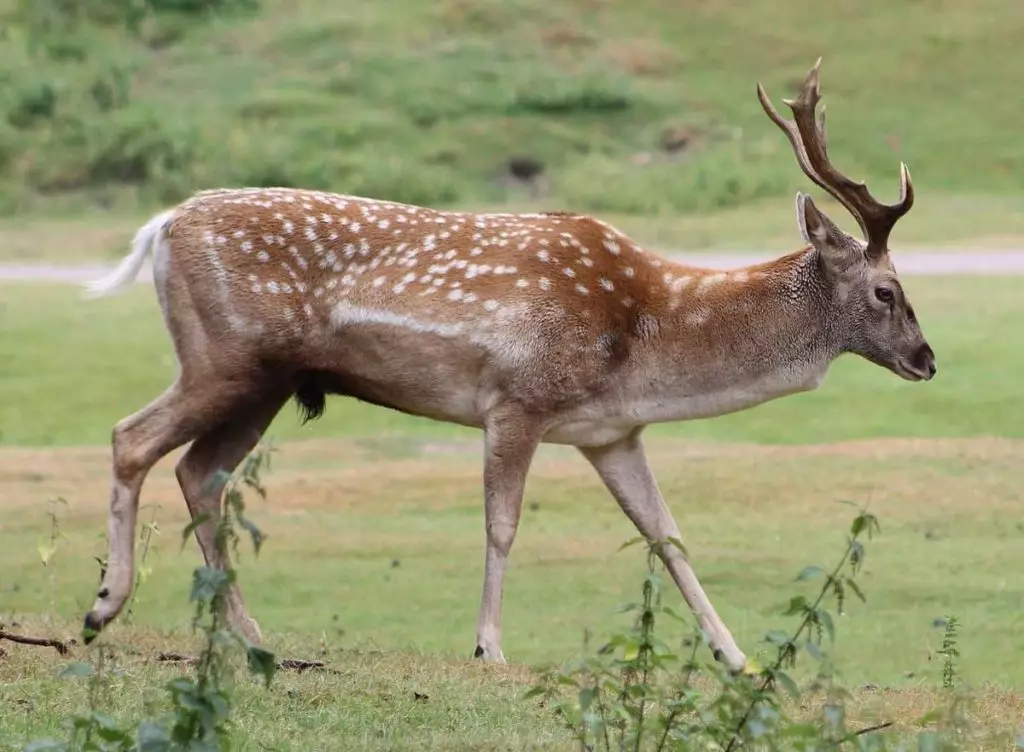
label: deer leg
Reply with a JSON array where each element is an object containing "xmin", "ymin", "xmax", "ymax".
[
  {"xmin": 473, "ymin": 411, "xmax": 542, "ymax": 663},
  {"xmin": 174, "ymin": 390, "xmax": 289, "ymax": 646},
  {"xmin": 578, "ymin": 429, "xmax": 748, "ymax": 673},
  {"xmin": 84, "ymin": 374, "xmax": 262, "ymax": 642}
]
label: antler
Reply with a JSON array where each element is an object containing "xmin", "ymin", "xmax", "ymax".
[{"xmin": 756, "ymin": 57, "xmax": 914, "ymax": 257}]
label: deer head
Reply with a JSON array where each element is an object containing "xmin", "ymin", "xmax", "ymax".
[{"xmin": 758, "ymin": 58, "xmax": 936, "ymax": 382}]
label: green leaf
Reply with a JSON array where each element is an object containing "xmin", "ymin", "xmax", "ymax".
[
  {"xmin": 764, "ymin": 629, "xmax": 792, "ymax": 647},
  {"xmin": 917, "ymin": 730, "xmax": 940, "ymax": 752},
  {"xmin": 520, "ymin": 686, "xmax": 547, "ymax": 700},
  {"xmin": 237, "ymin": 515, "xmax": 267, "ymax": 556},
  {"xmin": 189, "ymin": 566, "xmax": 232, "ymax": 603},
  {"xmin": 784, "ymin": 595, "xmax": 809, "ymax": 616},
  {"xmin": 617, "ymin": 536, "xmax": 646, "ymax": 551},
  {"xmin": 57, "ymin": 661, "xmax": 93, "ymax": 679},
  {"xmin": 846, "ymin": 577, "xmax": 867, "ymax": 603},
  {"xmin": 666, "ymin": 536, "xmax": 688, "ymax": 557},
  {"xmin": 246, "ymin": 645, "xmax": 277, "ymax": 688},
  {"xmin": 37, "ymin": 541, "xmax": 58, "ymax": 567},
  {"xmin": 818, "ymin": 609, "xmax": 836, "ymax": 643},
  {"xmin": 850, "ymin": 540, "xmax": 866, "ymax": 570},
  {"xmin": 22, "ymin": 740, "xmax": 68, "ymax": 752},
  {"xmin": 136, "ymin": 720, "xmax": 171, "ymax": 752},
  {"xmin": 180, "ymin": 513, "xmax": 212, "ymax": 550},
  {"xmin": 795, "ymin": 565, "xmax": 824, "ymax": 581},
  {"xmin": 772, "ymin": 669, "xmax": 801, "ymax": 698},
  {"xmin": 914, "ymin": 709, "xmax": 944, "ymax": 727},
  {"xmin": 804, "ymin": 640, "xmax": 823, "ymax": 661},
  {"xmin": 578, "ymin": 686, "xmax": 597, "ymax": 711}
]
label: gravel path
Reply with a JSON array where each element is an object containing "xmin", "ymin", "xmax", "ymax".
[{"xmin": 2, "ymin": 250, "xmax": 1024, "ymax": 284}]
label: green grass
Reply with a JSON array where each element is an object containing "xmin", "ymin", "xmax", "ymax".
[
  {"xmin": 1, "ymin": 275, "xmax": 1020, "ymax": 448},
  {"xmin": 2, "ymin": 435, "xmax": 1023, "ymax": 749},
  {"xmin": 0, "ymin": 0, "xmax": 1023, "ymax": 233}
]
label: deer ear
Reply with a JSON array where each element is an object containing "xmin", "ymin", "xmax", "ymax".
[
  {"xmin": 795, "ymin": 192, "xmax": 860, "ymax": 271},
  {"xmin": 795, "ymin": 192, "xmax": 831, "ymax": 244}
]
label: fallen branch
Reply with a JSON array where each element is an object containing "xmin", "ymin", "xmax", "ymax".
[
  {"xmin": 156, "ymin": 651, "xmax": 196, "ymax": 666},
  {"xmin": 157, "ymin": 652, "xmax": 332, "ymax": 674},
  {"xmin": 0, "ymin": 630, "xmax": 71, "ymax": 656},
  {"xmin": 854, "ymin": 721, "xmax": 894, "ymax": 737},
  {"xmin": 279, "ymin": 658, "xmax": 326, "ymax": 673}
]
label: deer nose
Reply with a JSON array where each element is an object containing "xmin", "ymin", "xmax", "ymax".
[{"xmin": 916, "ymin": 342, "xmax": 936, "ymax": 379}]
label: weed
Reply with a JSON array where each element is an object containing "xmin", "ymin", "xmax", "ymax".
[
  {"xmin": 124, "ymin": 504, "xmax": 161, "ymax": 625},
  {"xmin": 37, "ymin": 497, "xmax": 68, "ymax": 620},
  {"xmin": 21, "ymin": 444, "xmax": 278, "ymax": 751},
  {"xmin": 525, "ymin": 507, "xmax": 972, "ymax": 750},
  {"xmin": 938, "ymin": 616, "xmax": 961, "ymax": 691}
]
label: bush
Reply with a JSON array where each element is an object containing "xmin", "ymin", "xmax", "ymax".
[
  {"xmin": 556, "ymin": 142, "xmax": 795, "ymax": 216},
  {"xmin": 525, "ymin": 509, "xmax": 978, "ymax": 750}
]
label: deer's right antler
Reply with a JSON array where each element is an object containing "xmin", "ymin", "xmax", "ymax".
[{"xmin": 757, "ymin": 57, "xmax": 915, "ymax": 258}]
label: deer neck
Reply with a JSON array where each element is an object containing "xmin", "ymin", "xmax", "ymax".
[{"xmin": 625, "ymin": 246, "xmax": 841, "ymax": 423}]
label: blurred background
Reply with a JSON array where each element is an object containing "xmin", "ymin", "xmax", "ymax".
[{"xmin": 1, "ymin": 0, "xmax": 1022, "ymax": 253}]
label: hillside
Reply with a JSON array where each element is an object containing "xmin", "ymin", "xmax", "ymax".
[{"xmin": 1, "ymin": 0, "xmax": 1022, "ymax": 223}]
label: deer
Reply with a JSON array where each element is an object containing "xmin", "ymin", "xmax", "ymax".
[{"xmin": 79, "ymin": 58, "xmax": 934, "ymax": 674}]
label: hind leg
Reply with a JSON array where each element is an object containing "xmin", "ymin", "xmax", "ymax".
[
  {"xmin": 174, "ymin": 390, "xmax": 289, "ymax": 645},
  {"xmin": 84, "ymin": 373, "xmax": 265, "ymax": 642}
]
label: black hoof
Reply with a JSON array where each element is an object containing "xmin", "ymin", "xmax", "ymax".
[
  {"xmin": 82, "ymin": 612, "xmax": 105, "ymax": 645},
  {"xmin": 473, "ymin": 645, "xmax": 485, "ymax": 659}
]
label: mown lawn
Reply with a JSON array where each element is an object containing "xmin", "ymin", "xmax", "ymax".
[
  {"xmin": 1, "ymin": 435, "xmax": 1023, "ymax": 749},
  {"xmin": 1, "ymin": 275, "xmax": 1020, "ymax": 448}
]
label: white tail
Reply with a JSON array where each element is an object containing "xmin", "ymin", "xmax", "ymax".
[
  {"xmin": 82, "ymin": 209, "xmax": 175, "ymax": 298},
  {"xmin": 80, "ymin": 60, "xmax": 936, "ymax": 675}
]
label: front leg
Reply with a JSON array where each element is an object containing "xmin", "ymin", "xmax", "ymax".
[
  {"xmin": 578, "ymin": 429, "xmax": 748, "ymax": 673},
  {"xmin": 473, "ymin": 407, "xmax": 542, "ymax": 663}
]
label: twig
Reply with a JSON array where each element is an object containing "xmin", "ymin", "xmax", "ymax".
[
  {"xmin": 853, "ymin": 721, "xmax": 893, "ymax": 736},
  {"xmin": 279, "ymin": 658, "xmax": 326, "ymax": 672},
  {"xmin": 157, "ymin": 651, "xmax": 331, "ymax": 674},
  {"xmin": 0, "ymin": 629, "xmax": 71, "ymax": 656}
]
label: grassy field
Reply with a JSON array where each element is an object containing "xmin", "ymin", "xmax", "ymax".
[
  {"xmin": 1, "ymin": 271, "xmax": 1023, "ymax": 746},
  {"xmin": 1, "ymin": 0, "xmax": 1023, "ymax": 243},
  {"xmin": 2, "ymin": 435, "xmax": 1023, "ymax": 748},
  {"xmin": 2, "ymin": 275, "xmax": 1021, "ymax": 448}
]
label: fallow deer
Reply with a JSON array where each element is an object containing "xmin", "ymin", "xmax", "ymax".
[{"xmin": 80, "ymin": 59, "xmax": 934, "ymax": 673}]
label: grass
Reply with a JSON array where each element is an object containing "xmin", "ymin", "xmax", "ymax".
[
  {"xmin": 1, "ymin": 275, "xmax": 1021, "ymax": 448},
  {"xmin": 2, "ymin": 435, "xmax": 1024, "ymax": 749},
  {"xmin": 1, "ymin": 0, "xmax": 1023, "ymax": 238}
]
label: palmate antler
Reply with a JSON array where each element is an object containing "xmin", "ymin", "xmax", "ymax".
[{"xmin": 757, "ymin": 57, "xmax": 915, "ymax": 258}]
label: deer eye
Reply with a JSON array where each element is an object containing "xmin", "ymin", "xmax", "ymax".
[{"xmin": 874, "ymin": 287, "xmax": 895, "ymax": 304}]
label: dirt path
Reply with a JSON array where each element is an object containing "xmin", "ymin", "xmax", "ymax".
[{"xmin": 3, "ymin": 250, "xmax": 1024, "ymax": 284}]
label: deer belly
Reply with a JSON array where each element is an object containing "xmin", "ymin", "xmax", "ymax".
[{"xmin": 305, "ymin": 322, "xmax": 491, "ymax": 428}]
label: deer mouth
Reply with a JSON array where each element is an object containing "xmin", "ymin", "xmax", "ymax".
[{"xmin": 894, "ymin": 359, "xmax": 931, "ymax": 382}]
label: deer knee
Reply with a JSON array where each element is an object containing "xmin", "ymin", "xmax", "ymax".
[
  {"xmin": 486, "ymin": 519, "xmax": 518, "ymax": 556},
  {"xmin": 111, "ymin": 420, "xmax": 153, "ymax": 484}
]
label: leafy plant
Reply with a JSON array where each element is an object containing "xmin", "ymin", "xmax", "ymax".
[
  {"xmin": 23, "ymin": 444, "xmax": 278, "ymax": 752},
  {"xmin": 524, "ymin": 507, "xmax": 974, "ymax": 750}
]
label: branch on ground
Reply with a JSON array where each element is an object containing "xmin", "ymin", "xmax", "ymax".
[
  {"xmin": 854, "ymin": 721, "xmax": 894, "ymax": 736},
  {"xmin": 0, "ymin": 629, "xmax": 71, "ymax": 656},
  {"xmin": 157, "ymin": 651, "xmax": 329, "ymax": 673}
]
